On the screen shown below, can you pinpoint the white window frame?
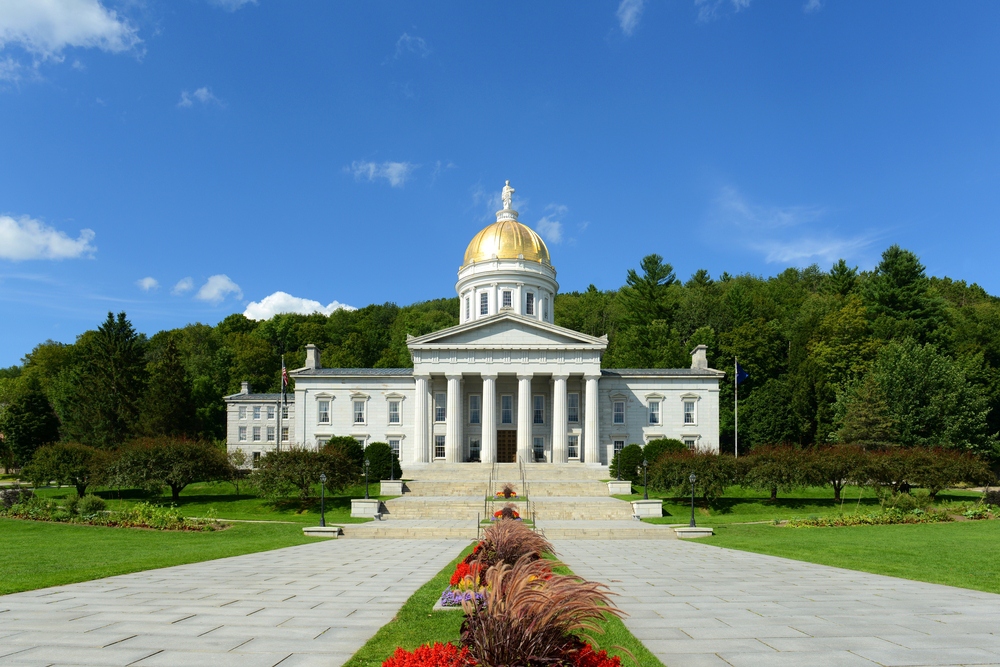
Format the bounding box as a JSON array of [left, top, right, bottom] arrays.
[[469, 394, 481, 425], [480, 292, 489, 315], [317, 399, 331, 424], [252, 426, 261, 442], [281, 426, 289, 442], [353, 400, 366, 424], [355, 436, 367, 448], [252, 406, 261, 420], [567, 393, 579, 423], [434, 392, 447, 422], [266, 405, 275, 421], [388, 400, 401, 425], [533, 394, 544, 424], [281, 404, 289, 420], [568, 435, 580, 459], [388, 438, 401, 459], [501, 394, 513, 424], [532, 435, 545, 461], [683, 437, 697, 450], [238, 426, 247, 442], [502, 290, 512, 309], [613, 439, 625, 455], [266, 426, 275, 442], [434, 435, 446, 459], [525, 292, 534, 315], [469, 437, 481, 461], [613, 400, 625, 425], [238, 406, 247, 420], [648, 400, 660, 425], [681, 395, 699, 425], [543, 297, 549, 320], [252, 451, 261, 466], [465, 296, 470, 320]]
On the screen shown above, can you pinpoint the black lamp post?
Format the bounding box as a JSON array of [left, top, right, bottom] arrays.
[[390, 451, 395, 481], [364, 458, 371, 500], [642, 459, 649, 500], [689, 473, 697, 527], [319, 473, 327, 527]]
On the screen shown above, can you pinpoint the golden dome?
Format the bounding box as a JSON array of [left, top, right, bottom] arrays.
[[463, 219, 551, 267]]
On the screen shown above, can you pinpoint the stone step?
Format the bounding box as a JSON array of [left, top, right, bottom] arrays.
[[382, 496, 486, 520], [531, 497, 635, 521], [538, 520, 678, 540], [340, 520, 480, 539]]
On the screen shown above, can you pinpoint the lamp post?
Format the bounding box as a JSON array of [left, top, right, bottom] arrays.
[[364, 459, 371, 500], [642, 459, 649, 500], [616, 450, 621, 481], [689, 473, 697, 528], [319, 473, 327, 527]]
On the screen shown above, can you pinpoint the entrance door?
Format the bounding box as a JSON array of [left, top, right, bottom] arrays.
[[497, 430, 517, 463]]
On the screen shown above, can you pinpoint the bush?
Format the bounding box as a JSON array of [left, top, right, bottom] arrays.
[[642, 438, 686, 467], [251, 445, 358, 500], [22, 442, 108, 497], [0, 487, 34, 509], [76, 494, 106, 517], [109, 437, 230, 502], [742, 445, 812, 501], [364, 441, 402, 481], [810, 446, 869, 501], [648, 451, 738, 504], [609, 444, 645, 484], [984, 490, 1000, 506]]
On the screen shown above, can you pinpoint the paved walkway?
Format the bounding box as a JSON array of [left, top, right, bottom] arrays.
[[555, 539, 1000, 667], [0, 539, 466, 667]]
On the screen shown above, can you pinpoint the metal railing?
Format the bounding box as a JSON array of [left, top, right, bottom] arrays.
[[518, 458, 537, 531]]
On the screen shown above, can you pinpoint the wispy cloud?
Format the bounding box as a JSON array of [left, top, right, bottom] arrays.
[[207, 0, 257, 11], [715, 186, 824, 230], [394, 32, 430, 59], [695, 0, 752, 22], [135, 276, 158, 291], [535, 204, 567, 244], [244, 291, 355, 320], [178, 86, 223, 108], [0, 214, 96, 260], [752, 236, 876, 265], [348, 161, 417, 187], [171, 277, 194, 295], [617, 0, 645, 36], [803, 0, 823, 13], [195, 274, 242, 304]]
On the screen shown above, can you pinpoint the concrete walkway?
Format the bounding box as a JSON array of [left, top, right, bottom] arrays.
[[555, 539, 1000, 667], [0, 539, 466, 667]]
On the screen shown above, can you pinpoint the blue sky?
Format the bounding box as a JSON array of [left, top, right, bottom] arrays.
[[1, 1, 999, 366]]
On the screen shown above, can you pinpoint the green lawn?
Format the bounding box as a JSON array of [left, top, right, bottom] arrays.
[[700, 520, 1000, 594], [0, 518, 315, 595], [33, 481, 387, 525], [345, 545, 664, 667], [613, 485, 982, 525]]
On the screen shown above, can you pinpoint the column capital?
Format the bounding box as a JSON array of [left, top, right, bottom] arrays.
[[445, 373, 463, 381], [481, 373, 498, 381], [517, 373, 534, 382], [413, 373, 431, 382], [552, 373, 570, 382], [583, 373, 601, 382]]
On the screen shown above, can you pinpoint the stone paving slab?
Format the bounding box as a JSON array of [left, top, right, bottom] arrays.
[[554, 539, 1000, 667], [0, 539, 466, 667]]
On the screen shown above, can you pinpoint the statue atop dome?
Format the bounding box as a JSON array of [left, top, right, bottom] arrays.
[[501, 180, 514, 211]]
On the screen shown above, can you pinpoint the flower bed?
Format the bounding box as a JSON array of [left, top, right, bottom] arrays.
[[490, 504, 520, 521], [0, 493, 222, 532], [786, 507, 954, 527], [384, 642, 621, 667]]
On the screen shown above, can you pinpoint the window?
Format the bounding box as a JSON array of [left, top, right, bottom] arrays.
[[533, 395, 544, 424], [480, 292, 489, 315], [533, 436, 544, 461], [683, 437, 696, 450], [469, 438, 481, 461], [238, 426, 247, 442], [316, 438, 329, 447], [465, 296, 470, 320], [613, 401, 625, 425], [355, 437, 366, 447], [434, 393, 447, 422], [543, 298, 549, 320], [525, 292, 534, 315], [266, 426, 275, 442], [353, 400, 366, 424], [613, 439, 625, 455], [252, 406, 261, 420], [648, 401, 660, 425], [389, 438, 400, 459], [252, 426, 261, 442], [281, 426, 289, 442], [568, 393, 579, 423], [434, 435, 446, 459], [568, 435, 579, 459], [501, 395, 513, 424], [266, 406, 275, 420], [281, 404, 289, 420], [252, 451, 261, 466], [318, 400, 330, 424], [469, 395, 481, 424], [388, 400, 400, 424], [684, 400, 696, 424], [502, 290, 512, 309], [238, 406, 247, 420]]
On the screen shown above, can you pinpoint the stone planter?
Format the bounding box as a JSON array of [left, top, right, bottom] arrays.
[[631, 499, 663, 518], [607, 480, 632, 496], [351, 498, 382, 518], [380, 480, 404, 496], [302, 526, 341, 538], [674, 526, 714, 538]]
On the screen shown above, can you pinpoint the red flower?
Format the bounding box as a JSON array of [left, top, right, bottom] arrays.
[[572, 645, 621, 667], [382, 642, 475, 667], [450, 562, 471, 586]]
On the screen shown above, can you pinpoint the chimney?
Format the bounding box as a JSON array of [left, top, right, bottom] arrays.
[[690, 345, 708, 370], [240, 381, 250, 394], [305, 344, 321, 370]]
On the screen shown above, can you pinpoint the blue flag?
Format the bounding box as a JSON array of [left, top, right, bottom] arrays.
[[735, 361, 749, 385]]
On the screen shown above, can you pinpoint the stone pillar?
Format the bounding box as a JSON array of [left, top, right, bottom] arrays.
[[445, 375, 461, 463], [481, 374, 497, 463], [517, 374, 532, 463], [584, 374, 600, 464], [552, 374, 569, 464], [414, 375, 429, 463]]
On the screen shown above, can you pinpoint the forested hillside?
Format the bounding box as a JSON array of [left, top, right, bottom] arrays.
[[2, 244, 998, 466]]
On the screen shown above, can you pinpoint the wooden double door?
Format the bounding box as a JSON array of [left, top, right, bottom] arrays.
[[497, 430, 517, 463]]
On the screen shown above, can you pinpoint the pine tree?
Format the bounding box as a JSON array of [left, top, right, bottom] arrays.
[[826, 259, 858, 296], [619, 254, 677, 324], [140, 337, 196, 437], [0, 377, 61, 466], [864, 245, 946, 343]]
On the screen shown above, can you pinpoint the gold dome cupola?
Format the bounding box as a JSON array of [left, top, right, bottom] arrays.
[[462, 181, 551, 267]]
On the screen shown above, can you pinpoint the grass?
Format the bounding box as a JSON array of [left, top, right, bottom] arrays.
[[700, 520, 1000, 595], [344, 544, 664, 667], [32, 481, 387, 525], [612, 485, 982, 525], [0, 518, 315, 595]]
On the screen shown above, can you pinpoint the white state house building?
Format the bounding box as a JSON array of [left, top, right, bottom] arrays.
[[225, 181, 723, 468]]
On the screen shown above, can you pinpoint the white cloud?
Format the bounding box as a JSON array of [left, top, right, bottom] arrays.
[[695, 0, 752, 22], [534, 204, 567, 244], [617, 0, 645, 36], [0, 0, 140, 61], [803, 0, 822, 13], [195, 274, 242, 304], [394, 32, 430, 58], [207, 0, 257, 11], [714, 186, 824, 229], [171, 276, 194, 295], [753, 236, 875, 265], [0, 214, 96, 260], [244, 291, 355, 320], [135, 276, 158, 291], [178, 86, 222, 108], [349, 161, 417, 187]]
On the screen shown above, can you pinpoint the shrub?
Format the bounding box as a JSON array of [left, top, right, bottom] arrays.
[[906, 448, 994, 499], [742, 445, 812, 501], [364, 441, 402, 481], [251, 445, 358, 500], [609, 444, 644, 484], [109, 437, 230, 502], [642, 438, 686, 467], [810, 446, 869, 501], [22, 442, 109, 498], [648, 451, 738, 504], [76, 494, 106, 517], [476, 518, 553, 570], [0, 487, 34, 509], [985, 490, 1000, 506]]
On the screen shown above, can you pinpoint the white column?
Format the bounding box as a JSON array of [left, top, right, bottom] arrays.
[[445, 375, 461, 463], [517, 374, 532, 463], [552, 374, 568, 464], [584, 374, 600, 464], [482, 374, 497, 464], [414, 375, 429, 463]]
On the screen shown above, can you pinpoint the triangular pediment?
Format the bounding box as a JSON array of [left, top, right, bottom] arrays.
[[407, 313, 607, 349]]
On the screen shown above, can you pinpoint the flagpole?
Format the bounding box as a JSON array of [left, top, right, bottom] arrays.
[[734, 356, 738, 459], [277, 354, 285, 453]]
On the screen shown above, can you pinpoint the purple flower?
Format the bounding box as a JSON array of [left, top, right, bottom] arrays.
[[439, 588, 485, 607]]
